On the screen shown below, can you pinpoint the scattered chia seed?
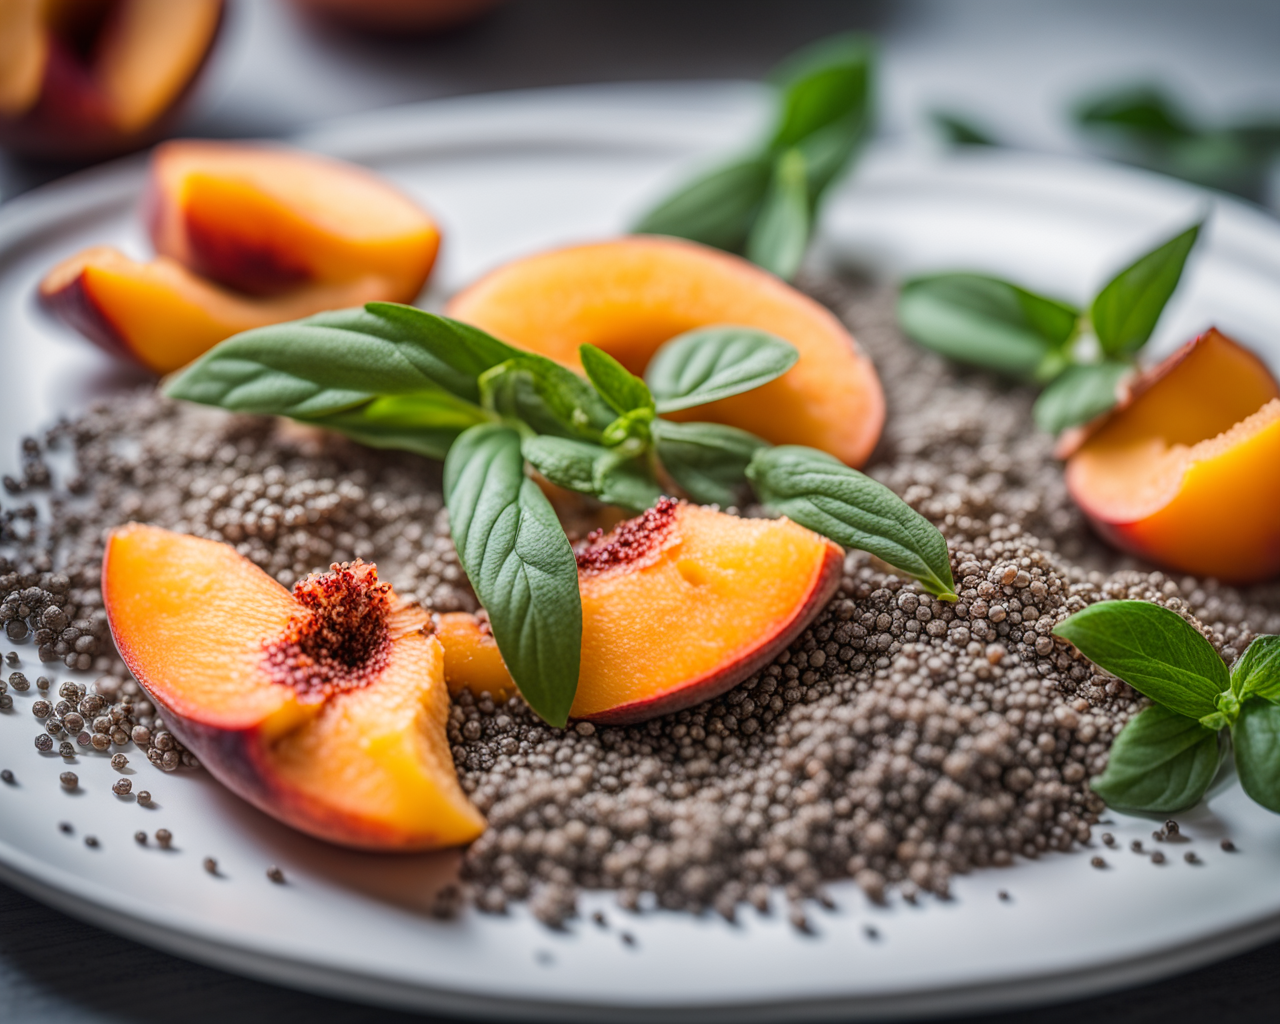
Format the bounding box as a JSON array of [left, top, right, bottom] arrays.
[[267, 866, 285, 884], [31, 700, 50, 718], [864, 925, 880, 941], [36, 676, 49, 691], [0, 694, 11, 711], [1151, 851, 1166, 865], [110, 753, 127, 770], [9, 672, 29, 692], [134, 831, 147, 845], [4, 652, 16, 666], [84, 836, 98, 848], [620, 931, 637, 947], [1221, 839, 1237, 852], [1165, 820, 1180, 836], [155, 829, 172, 849], [203, 857, 218, 875], [34, 733, 52, 752], [1, 768, 13, 784], [1101, 833, 1115, 847], [112, 778, 131, 796], [58, 821, 72, 834], [1185, 852, 1200, 864], [136, 790, 152, 806], [998, 890, 1010, 901], [58, 741, 73, 758], [1132, 841, 1144, 853], [1090, 856, 1106, 869], [59, 771, 77, 790]]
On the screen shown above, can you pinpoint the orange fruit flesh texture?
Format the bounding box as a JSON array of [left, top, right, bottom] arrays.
[[103, 523, 484, 850], [434, 612, 519, 701], [39, 246, 392, 374], [148, 140, 440, 299], [1066, 329, 1280, 582], [446, 236, 886, 467], [0, 0, 48, 118]]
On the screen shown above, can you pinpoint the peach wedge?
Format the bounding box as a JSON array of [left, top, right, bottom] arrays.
[[1064, 329, 1280, 583], [103, 523, 484, 850], [447, 236, 886, 467]]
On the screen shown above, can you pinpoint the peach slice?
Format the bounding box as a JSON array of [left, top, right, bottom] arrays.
[[40, 246, 394, 375], [145, 140, 441, 299], [434, 611, 518, 702], [103, 523, 485, 851], [447, 236, 886, 467], [1064, 329, 1280, 583], [437, 500, 843, 724]]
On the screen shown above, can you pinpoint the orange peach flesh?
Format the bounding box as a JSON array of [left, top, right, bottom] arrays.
[[0, 0, 48, 118], [146, 140, 440, 299], [103, 523, 485, 850], [447, 236, 886, 467], [1066, 329, 1280, 583], [434, 612, 519, 702]]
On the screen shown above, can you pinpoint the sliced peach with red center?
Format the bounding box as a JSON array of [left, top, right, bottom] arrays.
[[103, 523, 484, 850], [438, 500, 843, 724], [40, 141, 441, 374], [1064, 328, 1280, 583], [446, 236, 885, 467]]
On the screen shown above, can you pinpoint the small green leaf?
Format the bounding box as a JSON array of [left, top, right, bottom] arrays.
[[480, 355, 615, 442], [601, 407, 655, 448], [1090, 704, 1223, 814], [1233, 699, 1280, 813], [1090, 221, 1202, 357], [746, 148, 811, 280], [593, 449, 662, 512], [579, 345, 654, 416], [747, 445, 956, 600], [307, 387, 492, 460], [932, 111, 999, 147], [646, 326, 799, 413], [1052, 600, 1228, 720], [652, 419, 767, 507], [1233, 635, 1280, 702], [443, 424, 582, 727], [1076, 86, 1197, 143], [769, 33, 874, 156], [632, 157, 771, 252], [897, 274, 1080, 380], [521, 435, 606, 494], [1032, 361, 1131, 435]]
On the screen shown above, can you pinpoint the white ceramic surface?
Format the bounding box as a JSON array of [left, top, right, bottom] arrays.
[[2, 83, 1280, 1022]]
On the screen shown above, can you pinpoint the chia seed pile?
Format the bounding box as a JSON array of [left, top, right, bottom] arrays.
[[3, 278, 1278, 929]]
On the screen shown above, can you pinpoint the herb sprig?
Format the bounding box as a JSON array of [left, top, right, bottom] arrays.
[[898, 220, 1202, 436], [634, 34, 875, 281], [167, 303, 956, 726], [1053, 600, 1280, 815]]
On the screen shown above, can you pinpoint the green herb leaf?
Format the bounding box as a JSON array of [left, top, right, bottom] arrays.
[[1232, 635, 1280, 702], [443, 424, 582, 727], [480, 355, 615, 441], [932, 110, 999, 147], [579, 345, 655, 415], [1032, 360, 1131, 435], [652, 419, 767, 507], [897, 274, 1080, 380], [769, 33, 874, 158], [632, 158, 771, 252], [593, 449, 662, 512], [746, 445, 956, 600], [1232, 699, 1280, 813], [746, 148, 811, 281], [1090, 222, 1201, 357], [601, 407, 655, 448], [1090, 704, 1223, 814], [307, 387, 492, 460], [646, 326, 799, 413], [521, 435, 606, 494], [1076, 86, 1197, 144], [1051, 600, 1227, 720]]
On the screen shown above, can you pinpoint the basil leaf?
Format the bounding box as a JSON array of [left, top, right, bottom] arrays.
[[1032, 360, 1131, 435], [308, 388, 491, 460], [932, 110, 998, 147], [769, 33, 874, 156], [1232, 635, 1280, 702], [1052, 600, 1227, 719], [652, 419, 766, 507], [1090, 222, 1201, 357], [443, 424, 581, 727], [632, 157, 771, 252], [1090, 704, 1223, 814], [521, 435, 605, 494], [646, 326, 799, 413], [747, 445, 957, 601], [481, 355, 615, 442], [746, 148, 811, 281], [579, 345, 654, 415], [1233, 699, 1280, 813], [897, 274, 1080, 380], [593, 449, 662, 512]]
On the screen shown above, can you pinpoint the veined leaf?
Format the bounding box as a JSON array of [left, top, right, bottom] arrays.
[[308, 387, 492, 460], [521, 435, 605, 495], [1091, 221, 1202, 357], [1232, 635, 1280, 702], [1233, 699, 1280, 813], [646, 326, 799, 413], [1032, 360, 1131, 435], [746, 148, 811, 280], [632, 157, 771, 252], [1090, 704, 1223, 814], [593, 449, 662, 512], [580, 344, 654, 415], [652, 419, 766, 507]]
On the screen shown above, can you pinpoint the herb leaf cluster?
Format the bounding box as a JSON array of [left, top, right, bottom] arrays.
[[1053, 600, 1280, 815], [167, 302, 957, 726], [897, 221, 1202, 436], [634, 34, 875, 281]]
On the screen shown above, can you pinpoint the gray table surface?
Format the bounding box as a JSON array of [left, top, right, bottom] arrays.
[[3, 1, 1280, 1020]]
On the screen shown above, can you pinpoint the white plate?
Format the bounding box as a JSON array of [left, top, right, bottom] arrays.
[[2, 83, 1280, 1022]]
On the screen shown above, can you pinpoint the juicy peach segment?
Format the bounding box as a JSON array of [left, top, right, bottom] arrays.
[[103, 524, 484, 850], [1065, 329, 1280, 583], [447, 236, 886, 467], [439, 501, 843, 724], [434, 611, 518, 702]]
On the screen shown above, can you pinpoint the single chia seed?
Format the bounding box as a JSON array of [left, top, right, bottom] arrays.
[[59, 771, 77, 790]]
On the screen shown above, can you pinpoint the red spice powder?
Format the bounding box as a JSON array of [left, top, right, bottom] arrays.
[[575, 497, 680, 577]]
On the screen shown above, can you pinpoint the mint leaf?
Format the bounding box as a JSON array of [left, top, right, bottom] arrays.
[[747, 445, 956, 600], [1090, 222, 1201, 357], [307, 388, 491, 460], [746, 148, 810, 281], [769, 33, 874, 160], [1076, 86, 1196, 143], [579, 344, 654, 416], [632, 158, 771, 252], [443, 424, 581, 727], [646, 326, 799, 414], [1232, 635, 1280, 702], [601, 407, 655, 448], [1233, 699, 1280, 812], [1090, 704, 1223, 814], [593, 449, 662, 512], [521, 435, 605, 494], [1032, 360, 1131, 435], [480, 355, 615, 441], [1052, 600, 1227, 720], [897, 274, 1080, 380], [652, 419, 766, 507]]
